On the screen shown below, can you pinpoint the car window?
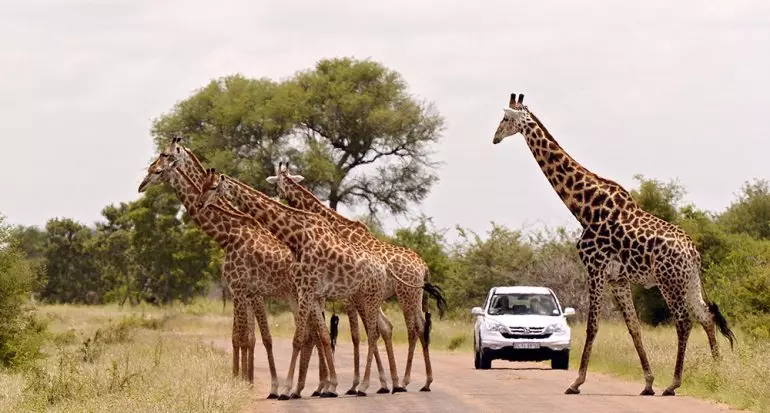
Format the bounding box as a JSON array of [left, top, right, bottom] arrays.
[[487, 293, 561, 316]]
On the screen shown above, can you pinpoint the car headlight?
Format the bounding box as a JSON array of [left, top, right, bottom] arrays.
[[545, 323, 567, 334], [485, 318, 508, 333]]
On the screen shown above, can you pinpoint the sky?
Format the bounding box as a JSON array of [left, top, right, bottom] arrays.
[[2, 0, 769, 241]]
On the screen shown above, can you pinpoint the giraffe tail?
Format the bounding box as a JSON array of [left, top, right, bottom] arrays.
[[708, 302, 736, 350], [422, 282, 448, 319], [329, 312, 340, 353]]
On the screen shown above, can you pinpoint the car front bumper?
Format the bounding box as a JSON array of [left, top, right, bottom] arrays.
[[480, 332, 570, 360]]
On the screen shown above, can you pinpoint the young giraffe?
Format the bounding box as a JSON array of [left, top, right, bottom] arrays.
[[266, 162, 448, 392], [492, 93, 736, 396], [140, 140, 328, 398], [197, 169, 403, 400]]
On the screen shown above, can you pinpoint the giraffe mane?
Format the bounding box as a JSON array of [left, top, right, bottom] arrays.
[[219, 172, 318, 217], [528, 111, 637, 203], [282, 173, 364, 229]]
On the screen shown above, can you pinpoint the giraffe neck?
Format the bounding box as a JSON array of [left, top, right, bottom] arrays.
[[521, 113, 638, 227], [280, 176, 373, 245], [223, 176, 316, 251], [175, 147, 207, 187], [168, 168, 253, 247]]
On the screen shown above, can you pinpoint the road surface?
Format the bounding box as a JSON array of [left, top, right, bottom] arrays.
[[210, 338, 740, 413]]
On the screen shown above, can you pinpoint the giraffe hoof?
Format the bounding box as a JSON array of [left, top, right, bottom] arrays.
[[640, 388, 655, 396], [565, 387, 581, 395], [377, 387, 390, 394], [311, 391, 321, 397], [356, 390, 367, 397], [277, 394, 291, 401], [392, 386, 407, 394], [419, 386, 431, 392], [320, 392, 338, 398], [662, 389, 676, 396], [345, 389, 358, 396], [266, 393, 279, 400]]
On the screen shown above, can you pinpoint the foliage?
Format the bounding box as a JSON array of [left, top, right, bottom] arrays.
[[0, 214, 47, 370], [152, 57, 444, 219], [719, 179, 770, 240]]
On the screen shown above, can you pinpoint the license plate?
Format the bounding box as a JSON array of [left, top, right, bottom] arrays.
[[513, 342, 540, 349]]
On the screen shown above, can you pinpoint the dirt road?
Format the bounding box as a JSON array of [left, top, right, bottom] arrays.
[[210, 338, 738, 413]]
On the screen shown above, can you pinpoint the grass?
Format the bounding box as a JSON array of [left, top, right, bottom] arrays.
[[0, 299, 252, 413], [3, 299, 767, 412]]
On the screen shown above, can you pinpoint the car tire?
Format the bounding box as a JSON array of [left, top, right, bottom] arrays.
[[474, 336, 481, 369], [478, 340, 492, 370], [551, 350, 569, 370]]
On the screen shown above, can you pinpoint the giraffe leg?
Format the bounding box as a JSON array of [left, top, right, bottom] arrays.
[[312, 335, 329, 397], [253, 296, 279, 398], [400, 307, 419, 391], [566, 270, 606, 394], [231, 294, 250, 382], [610, 282, 655, 395], [294, 324, 317, 399], [377, 308, 398, 393], [688, 280, 721, 360], [279, 294, 312, 400], [660, 286, 693, 397], [309, 303, 339, 398], [345, 304, 362, 395], [357, 302, 382, 396], [416, 311, 433, 392]]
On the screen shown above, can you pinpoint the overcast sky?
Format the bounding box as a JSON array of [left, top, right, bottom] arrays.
[[2, 0, 769, 241]]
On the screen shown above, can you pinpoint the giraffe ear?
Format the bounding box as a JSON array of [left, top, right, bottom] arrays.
[[265, 176, 278, 185], [288, 174, 304, 183], [503, 107, 519, 118]]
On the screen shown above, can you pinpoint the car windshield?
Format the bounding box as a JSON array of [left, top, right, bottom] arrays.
[[487, 293, 560, 316]]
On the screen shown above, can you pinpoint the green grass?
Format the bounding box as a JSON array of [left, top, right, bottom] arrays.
[[4, 300, 767, 412], [0, 300, 251, 413]]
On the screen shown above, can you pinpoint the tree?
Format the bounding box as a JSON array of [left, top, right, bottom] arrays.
[[40, 218, 104, 303], [151, 57, 444, 219], [152, 75, 297, 193], [389, 215, 451, 285], [0, 214, 46, 369], [290, 57, 445, 216], [719, 179, 770, 240]]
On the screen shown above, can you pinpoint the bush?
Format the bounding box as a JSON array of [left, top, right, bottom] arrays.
[[0, 215, 47, 370]]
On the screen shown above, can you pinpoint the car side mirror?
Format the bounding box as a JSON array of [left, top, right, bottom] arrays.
[[471, 307, 484, 317], [563, 307, 576, 317]]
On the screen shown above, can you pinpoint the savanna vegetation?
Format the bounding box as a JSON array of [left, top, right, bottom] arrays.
[[2, 57, 769, 412]]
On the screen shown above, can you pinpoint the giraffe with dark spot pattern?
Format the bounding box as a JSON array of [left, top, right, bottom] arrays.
[[197, 168, 420, 400], [266, 162, 447, 393], [138, 139, 328, 399], [492, 93, 736, 397]]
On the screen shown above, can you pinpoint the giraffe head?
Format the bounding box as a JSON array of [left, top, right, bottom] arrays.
[[265, 162, 305, 199], [493, 93, 530, 144], [138, 136, 186, 192], [138, 151, 178, 192], [197, 168, 230, 210]]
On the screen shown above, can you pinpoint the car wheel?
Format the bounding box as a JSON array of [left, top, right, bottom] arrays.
[[474, 337, 482, 369], [551, 350, 569, 370], [478, 340, 492, 370]]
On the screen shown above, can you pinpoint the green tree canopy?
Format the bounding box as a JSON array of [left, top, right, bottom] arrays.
[[151, 57, 444, 219], [719, 179, 770, 240]]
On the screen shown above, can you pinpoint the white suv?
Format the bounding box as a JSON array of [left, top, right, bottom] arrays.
[[471, 286, 576, 370]]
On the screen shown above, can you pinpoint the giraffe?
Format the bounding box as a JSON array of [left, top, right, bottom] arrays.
[[202, 169, 399, 397], [138, 141, 328, 399], [266, 162, 448, 392], [491, 93, 736, 396], [196, 168, 407, 400]]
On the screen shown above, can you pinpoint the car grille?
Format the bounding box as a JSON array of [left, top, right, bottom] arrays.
[[502, 326, 551, 339]]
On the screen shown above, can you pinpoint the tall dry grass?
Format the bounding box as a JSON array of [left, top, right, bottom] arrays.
[[0, 301, 252, 413]]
